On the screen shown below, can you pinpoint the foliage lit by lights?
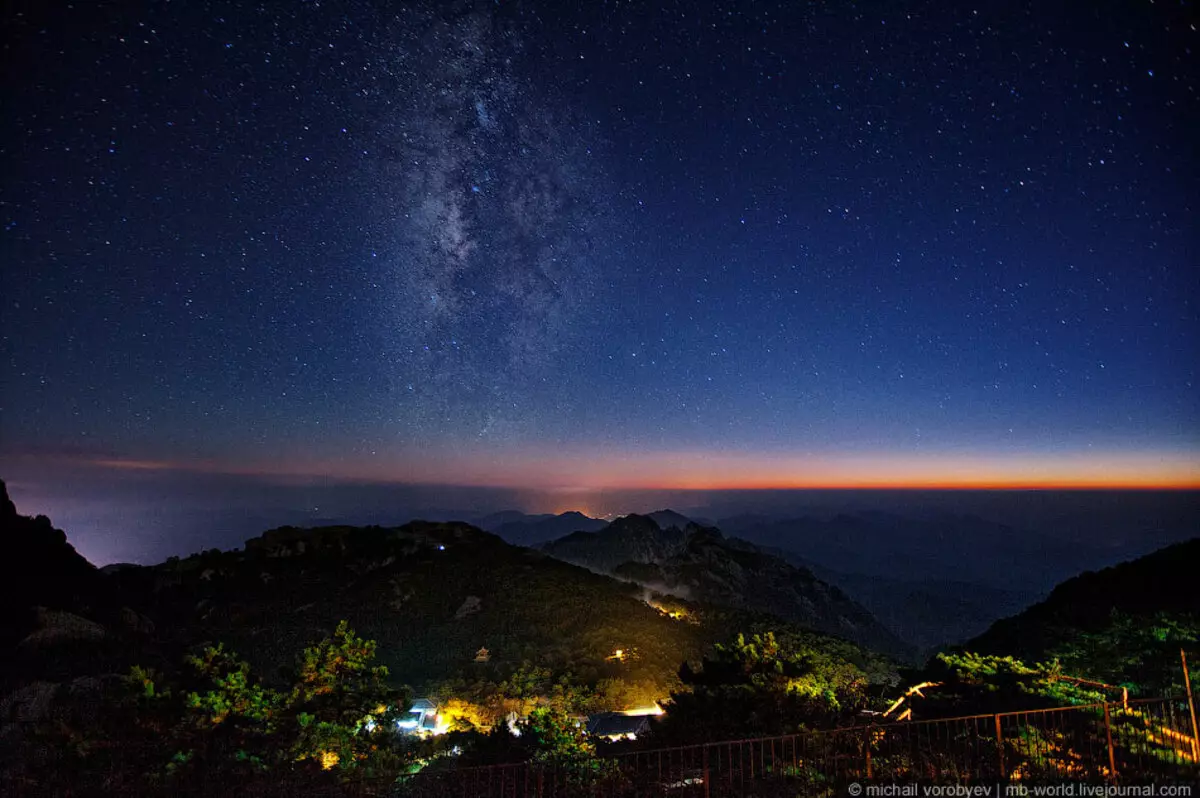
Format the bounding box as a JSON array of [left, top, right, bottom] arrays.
[[654, 631, 875, 742], [70, 622, 409, 790]]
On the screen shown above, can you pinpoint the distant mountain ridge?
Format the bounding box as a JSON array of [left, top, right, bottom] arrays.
[[828, 573, 1038, 657], [750, 543, 1037, 654], [717, 511, 1076, 593], [545, 514, 690, 572], [541, 512, 913, 661], [716, 506, 1200, 598], [645, 509, 696, 532], [474, 510, 548, 531], [487, 511, 609, 547]]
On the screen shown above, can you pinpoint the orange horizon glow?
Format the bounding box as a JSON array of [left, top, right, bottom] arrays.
[[10, 447, 1200, 493]]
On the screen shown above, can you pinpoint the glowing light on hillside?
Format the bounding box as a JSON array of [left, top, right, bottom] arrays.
[[621, 703, 665, 717], [647, 601, 688, 621]]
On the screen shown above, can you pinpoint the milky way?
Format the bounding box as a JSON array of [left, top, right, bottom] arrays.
[[369, 4, 612, 441]]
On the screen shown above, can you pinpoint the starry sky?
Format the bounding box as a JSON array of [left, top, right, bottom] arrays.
[[2, 0, 1198, 547]]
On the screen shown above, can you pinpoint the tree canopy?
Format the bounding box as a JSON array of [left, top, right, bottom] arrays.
[[653, 631, 873, 742]]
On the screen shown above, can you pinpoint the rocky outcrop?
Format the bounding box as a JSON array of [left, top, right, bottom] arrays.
[[0, 481, 155, 695], [119, 607, 155, 635], [18, 609, 107, 651], [0, 480, 105, 632], [543, 514, 691, 573], [1, 480, 115, 666], [0, 681, 58, 729], [455, 595, 482, 620]]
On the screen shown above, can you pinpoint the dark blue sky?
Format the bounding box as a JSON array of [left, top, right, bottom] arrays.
[[2, 0, 1197, 539]]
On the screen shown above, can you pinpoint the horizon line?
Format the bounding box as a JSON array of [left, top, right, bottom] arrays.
[[4, 452, 1198, 493]]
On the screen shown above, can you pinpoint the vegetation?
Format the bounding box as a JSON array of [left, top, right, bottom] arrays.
[[1044, 611, 1200, 697], [427, 661, 665, 730], [931, 539, 1200, 714], [105, 520, 898, 731], [922, 651, 1111, 715], [912, 610, 1198, 717], [102, 623, 405, 792], [516, 707, 620, 787], [653, 631, 877, 742], [4, 485, 1197, 793]]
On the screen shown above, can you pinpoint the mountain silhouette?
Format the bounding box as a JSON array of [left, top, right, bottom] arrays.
[[542, 513, 913, 660], [962, 537, 1200, 662], [488, 511, 609, 547]]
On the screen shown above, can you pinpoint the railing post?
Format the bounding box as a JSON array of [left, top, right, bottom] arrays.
[[1103, 703, 1118, 782], [1183, 648, 1200, 762], [994, 714, 1005, 778], [703, 744, 711, 798], [865, 726, 873, 779]]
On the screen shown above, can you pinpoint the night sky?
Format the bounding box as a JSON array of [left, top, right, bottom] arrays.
[[2, 0, 1198, 551]]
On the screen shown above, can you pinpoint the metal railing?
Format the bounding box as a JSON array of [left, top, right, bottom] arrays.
[[397, 697, 1199, 797]]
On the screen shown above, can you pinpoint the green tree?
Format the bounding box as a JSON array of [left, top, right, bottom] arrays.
[[923, 652, 1107, 716], [176, 644, 286, 775], [287, 620, 406, 773], [518, 707, 619, 788], [656, 631, 871, 742], [118, 621, 409, 791], [1044, 611, 1199, 696]]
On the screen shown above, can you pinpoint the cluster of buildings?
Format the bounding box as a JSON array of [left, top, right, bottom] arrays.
[[394, 699, 664, 742]]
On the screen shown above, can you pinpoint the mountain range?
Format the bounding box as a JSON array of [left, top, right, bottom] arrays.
[[6, 475, 1194, 700], [479, 501, 1200, 656], [481, 508, 1047, 653], [4, 474, 1196, 753], [0, 482, 898, 722], [477, 510, 609, 547], [540, 513, 912, 660]]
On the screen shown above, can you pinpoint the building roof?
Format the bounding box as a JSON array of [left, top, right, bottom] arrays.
[[409, 698, 437, 712], [586, 712, 653, 739]]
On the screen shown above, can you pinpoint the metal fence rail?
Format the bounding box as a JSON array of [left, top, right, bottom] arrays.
[[398, 697, 1200, 797]]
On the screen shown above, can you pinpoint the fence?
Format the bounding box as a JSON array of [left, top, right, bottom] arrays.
[[398, 697, 1199, 797]]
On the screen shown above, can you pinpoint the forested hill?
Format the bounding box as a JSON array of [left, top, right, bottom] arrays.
[[1, 486, 897, 716], [950, 538, 1200, 697], [964, 537, 1200, 662], [118, 521, 720, 693]]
